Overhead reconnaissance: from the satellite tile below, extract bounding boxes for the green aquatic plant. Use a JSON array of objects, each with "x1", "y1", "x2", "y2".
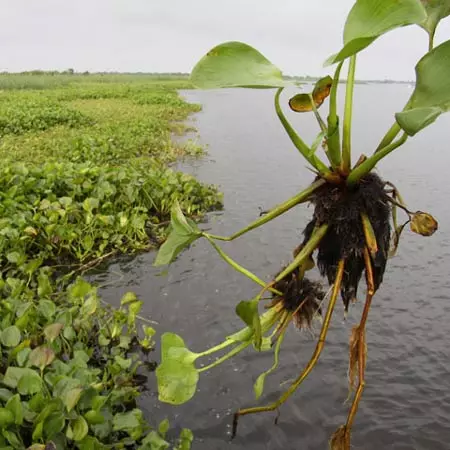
[{"x1": 154, "y1": 0, "x2": 448, "y2": 448}]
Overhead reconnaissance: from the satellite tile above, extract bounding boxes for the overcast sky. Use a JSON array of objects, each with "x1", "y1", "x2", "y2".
[{"x1": 1, "y1": 0, "x2": 449, "y2": 80}]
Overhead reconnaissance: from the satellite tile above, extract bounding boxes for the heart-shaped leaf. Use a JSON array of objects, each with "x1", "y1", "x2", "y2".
[
  {"x1": 156, "y1": 333, "x2": 199, "y2": 405},
  {"x1": 1, "y1": 326, "x2": 21, "y2": 347},
  {"x1": 191, "y1": 41, "x2": 286, "y2": 89},
  {"x1": 327, "y1": 0, "x2": 426, "y2": 64},
  {"x1": 396, "y1": 39, "x2": 450, "y2": 135},
  {"x1": 289, "y1": 76, "x2": 333, "y2": 112}
]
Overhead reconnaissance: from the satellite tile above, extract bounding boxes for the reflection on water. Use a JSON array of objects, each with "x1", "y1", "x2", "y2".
[{"x1": 91, "y1": 85, "x2": 450, "y2": 449}]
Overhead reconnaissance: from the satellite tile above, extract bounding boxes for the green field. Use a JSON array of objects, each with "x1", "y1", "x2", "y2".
[{"x1": 0, "y1": 73, "x2": 221, "y2": 449}]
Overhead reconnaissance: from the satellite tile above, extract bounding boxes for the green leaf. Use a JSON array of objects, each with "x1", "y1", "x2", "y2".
[
  {"x1": 396, "y1": 40, "x2": 450, "y2": 135},
  {"x1": 6, "y1": 252, "x2": 21, "y2": 264},
  {"x1": 120, "y1": 292, "x2": 138, "y2": 306},
  {"x1": 419, "y1": 0, "x2": 450, "y2": 37},
  {"x1": 154, "y1": 201, "x2": 201, "y2": 266},
  {"x1": 5, "y1": 394, "x2": 23, "y2": 426},
  {"x1": 191, "y1": 41, "x2": 286, "y2": 89},
  {"x1": 3, "y1": 367, "x2": 42, "y2": 394},
  {"x1": 327, "y1": 0, "x2": 426, "y2": 64},
  {"x1": 44, "y1": 323, "x2": 64, "y2": 343},
  {"x1": 0, "y1": 408, "x2": 15, "y2": 428},
  {"x1": 254, "y1": 331, "x2": 285, "y2": 400},
  {"x1": 61, "y1": 388, "x2": 83, "y2": 412},
  {"x1": 175, "y1": 429, "x2": 194, "y2": 450},
  {"x1": 141, "y1": 431, "x2": 170, "y2": 450},
  {"x1": 29, "y1": 346, "x2": 55, "y2": 370},
  {"x1": 171, "y1": 200, "x2": 198, "y2": 236},
  {"x1": 84, "y1": 410, "x2": 105, "y2": 425},
  {"x1": 112, "y1": 409, "x2": 143, "y2": 431},
  {"x1": 72, "y1": 416, "x2": 89, "y2": 441},
  {"x1": 158, "y1": 418, "x2": 170, "y2": 438},
  {"x1": 44, "y1": 412, "x2": 66, "y2": 439},
  {"x1": 156, "y1": 333, "x2": 199, "y2": 405},
  {"x1": 0, "y1": 389, "x2": 13, "y2": 402},
  {"x1": 32, "y1": 421, "x2": 44, "y2": 441},
  {"x1": 1, "y1": 326, "x2": 21, "y2": 347},
  {"x1": 82, "y1": 197, "x2": 99, "y2": 213},
  {"x1": 38, "y1": 300, "x2": 56, "y2": 319},
  {"x1": 153, "y1": 232, "x2": 198, "y2": 266},
  {"x1": 289, "y1": 76, "x2": 332, "y2": 112},
  {"x1": 17, "y1": 370, "x2": 42, "y2": 395},
  {"x1": 236, "y1": 298, "x2": 262, "y2": 350},
  {"x1": 2, "y1": 430, "x2": 22, "y2": 449}
]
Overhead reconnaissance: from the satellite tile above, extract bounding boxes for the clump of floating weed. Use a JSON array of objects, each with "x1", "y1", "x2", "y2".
[{"x1": 303, "y1": 173, "x2": 391, "y2": 311}]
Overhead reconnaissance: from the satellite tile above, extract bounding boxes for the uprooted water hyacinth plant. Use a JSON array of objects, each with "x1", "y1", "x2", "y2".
[{"x1": 154, "y1": 0, "x2": 448, "y2": 447}]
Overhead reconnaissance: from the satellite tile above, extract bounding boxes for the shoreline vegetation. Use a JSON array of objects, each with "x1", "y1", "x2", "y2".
[{"x1": 0, "y1": 73, "x2": 222, "y2": 449}]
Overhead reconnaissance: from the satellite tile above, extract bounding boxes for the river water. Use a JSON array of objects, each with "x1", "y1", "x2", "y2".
[{"x1": 92, "y1": 85, "x2": 450, "y2": 449}]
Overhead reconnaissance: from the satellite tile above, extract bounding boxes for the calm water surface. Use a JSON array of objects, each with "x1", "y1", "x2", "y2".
[{"x1": 92, "y1": 85, "x2": 450, "y2": 449}]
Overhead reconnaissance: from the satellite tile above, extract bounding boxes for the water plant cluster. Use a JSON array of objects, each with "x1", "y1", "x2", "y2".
[
  {"x1": 0, "y1": 75, "x2": 223, "y2": 448},
  {"x1": 154, "y1": 1, "x2": 448, "y2": 448}
]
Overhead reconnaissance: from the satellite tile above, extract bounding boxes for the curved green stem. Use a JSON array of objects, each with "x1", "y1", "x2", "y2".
[
  {"x1": 429, "y1": 28, "x2": 436, "y2": 52},
  {"x1": 198, "y1": 341, "x2": 251, "y2": 373},
  {"x1": 342, "y1": 56, "x2": 356, "y2": 172},
  {"x1": 309, "y1": 94, "x2": 327, "y2": 132},
  {"x1": 275, "y1": 223, "x2": 328, "y2": 282},
  {"x1": 275, "y1": 88, "x2": 330, "y2": 175},
  {"x1": 347, "y1": 133, "x2": 408, "y2": 185},
  {"x1": 207, "y1": 179, "x2": 325, "y2": 242},
  {"x1": 196, "y1": 338, "x2": 237, "y2": 359},
  {"x1": 327, "y1": 61, "x2": 344, "y2": 168},
  {"x1": 375, "y1": 122, "x2": 401, "y2": 153},
  {"x1": 204, "y1": 235, "x2": 282, "y2": 296}
]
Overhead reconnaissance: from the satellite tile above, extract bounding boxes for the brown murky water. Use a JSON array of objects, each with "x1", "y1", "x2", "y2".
[{"x1": 92, "y1": 84, "x2": 450, "y2": 449}]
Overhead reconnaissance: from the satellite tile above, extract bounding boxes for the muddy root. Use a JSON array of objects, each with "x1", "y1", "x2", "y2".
[{"x1": 303, "y1": 173, "x2": 390, "y2": 311}]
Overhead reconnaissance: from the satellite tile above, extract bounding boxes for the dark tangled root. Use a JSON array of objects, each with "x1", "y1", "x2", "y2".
[
  {"x1": 303, "y1": 173, "x2": 390, "y2": 311},
  {"x1": 272, "y1": 272, "x2": 325, "y2": 329}
]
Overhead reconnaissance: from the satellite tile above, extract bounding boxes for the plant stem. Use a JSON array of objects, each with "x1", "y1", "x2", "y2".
[
  {"x1": 204, "y1": 235, "x2": 282, "y2": 296},
  {"x1": 347, "y1": 133, "x2": 408, "y2": 185},
  {"x1": 429, "y1": 28, "x2": 436, "y2": 52},
  {"x1": 342, "y1": 56, "x2": 356, "y2": 173},
  {"x1": 275, "y1": 224, "x2": 328, "y2": 281},
  {"x1": 309, "y1": 94, "x2": 327, "y2": 132},
  {"x1": 198, "y1": 341, "x2": 251, "y2": 373},
  {"x1": 207, "y1": 179, "x2": 325, "y2": 241},
  {"x1": 197, "y1": 338, "x2": 236, "y2": 358},
  {"x1": 375, "y1": 122, "x2": 401, "y2": 152},
  {"x1": 275, "y1": 88, "x2": 330, "y2": 175},
  {"x1": 326, "y1": 61, "x2": 344, "y2": 168}
]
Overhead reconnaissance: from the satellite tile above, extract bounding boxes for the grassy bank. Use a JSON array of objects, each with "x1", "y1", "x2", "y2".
[{"x1": 0, "y1": 74, "x2": 222, "y2": 449}]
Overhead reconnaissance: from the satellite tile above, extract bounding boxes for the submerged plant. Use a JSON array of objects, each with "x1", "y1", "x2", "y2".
[{"x1": 154, "y1": 0, "x2": 448, "y2": 447}]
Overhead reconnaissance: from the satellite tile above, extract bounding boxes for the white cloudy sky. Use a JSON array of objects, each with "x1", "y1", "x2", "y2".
[{"x1": 1, "y1": 0, "x2": 449, "y2": 80}]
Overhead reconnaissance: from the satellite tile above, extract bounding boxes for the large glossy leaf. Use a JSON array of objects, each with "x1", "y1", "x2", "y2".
[
  {"x1": 156, "y1": 333, "x2": 199, "y2": 405},
  {"x1": 396, "y1": 40, "x2": 450, "y2": 135},
  {"x1": 191, "y1": 41, "x2": 286, "y2": 89},
  {"x1": 420, "y1": 0, "x2": 450, "y2": 37},
  {"x1": 327, "y1": 0, "x2": 426, "y2": 64}
]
